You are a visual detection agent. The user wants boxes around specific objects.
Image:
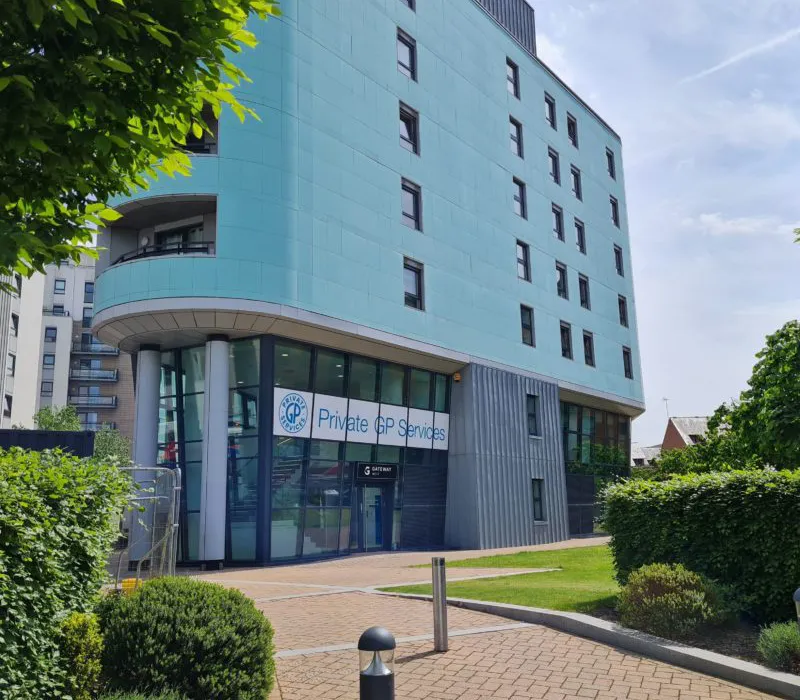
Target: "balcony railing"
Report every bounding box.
[43,308,70,316]
[72,342,119,355]
[70,368,118,382]
[112,241,215,266]
[69,395,117,407]
[81,422,117,432]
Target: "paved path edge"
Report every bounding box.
[379,592,800,699]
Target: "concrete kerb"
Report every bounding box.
[378,592,800,700]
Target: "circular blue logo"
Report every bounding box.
[279,393,308,434]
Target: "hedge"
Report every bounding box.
[0,448,130,697]
[604,470,800,622]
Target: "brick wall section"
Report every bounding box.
[661,419,688,451]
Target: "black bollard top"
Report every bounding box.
[358,626,396,651]
[794,588,800,603]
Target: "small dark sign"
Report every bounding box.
[356,463,398,482]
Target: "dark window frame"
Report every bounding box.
[401,178,422,230]
[506,58,520,98]
[509,116,523,158]
[560,321,573,360]
[10,313,19,337]
[548,148,561,185]
[400,0,415,9]
[583,331,595,367]
[84,281,95,304]
[397,29,417,80]
[610,196,621,227]
[575,218,586,254]
[516,240,531,281]
[82,306,93,329]
[567,113,579,147]
[618,295,629,327]
[520,304,535,347]
[578,274,590,310]
[606,147,617,179]
[3,394,11,417]
[43,353,56,367]
[614,244,625,277]
[623,346,634,379]
[513,177,527,219]
[44,326,58,342]
[399,102,419,154]
[403,258,424,310]
[6,353,15,377]
[545,93,557,129]
[570,165,582,200]
[54,278,66,295]
[526,394,540,436]
[40,380,54,396]
[556,262,569,300]
[531,478,545,521]
[552,204,564,241]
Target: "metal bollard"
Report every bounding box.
[358,626,396,700]
[432,556,449,652]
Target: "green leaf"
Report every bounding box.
[29,138,49,152]
[144,24,172,46]
[100,56,134,73]
[97,207,122,222]
[0,77,10,92]
[26,0,44,27]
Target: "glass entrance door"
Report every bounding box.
[363,486,384,551]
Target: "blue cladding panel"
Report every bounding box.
[97,0,643,407]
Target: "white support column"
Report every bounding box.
[199,336,229,564]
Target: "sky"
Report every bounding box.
[526,0,800,446]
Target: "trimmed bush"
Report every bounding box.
[605,470,800,622]
[59,612,104,700]
[617,563,730,639]
[0,448,130,698]
[98,577,275,700]
[99,693,186,700]
[757,622,800,673]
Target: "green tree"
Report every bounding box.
[33,404,81,431]
[93,425,131,462]
[0,0,279,283]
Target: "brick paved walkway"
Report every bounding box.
[193,539,778,699]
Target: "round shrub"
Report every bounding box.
[99,692,186,700]
[59,612,103,700]
[97,577,274,700]
[757,622,800,673]
[617,563,731,639]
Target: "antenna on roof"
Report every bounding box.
[663,397,670,419]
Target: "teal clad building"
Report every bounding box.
[94,0,644,566]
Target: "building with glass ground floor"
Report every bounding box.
[93,0,644,566]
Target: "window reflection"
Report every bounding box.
[275,342,311,390]
[380,363,405,405]
[349,357,378,401]
[315,349,346,396]
[409,369,431,410]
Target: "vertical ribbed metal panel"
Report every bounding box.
[473,0,537,57]
[445,363,569,550]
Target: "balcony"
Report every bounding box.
[72,342,119,355]
[69,395,117,407]
[81,422,117,432]
[112,240,215,266]
[70,368,118,382]
[43,308,71,317]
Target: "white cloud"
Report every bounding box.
[682,213,797,238]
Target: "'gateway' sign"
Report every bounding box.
[273,388,450,451]
[356,463,398,482]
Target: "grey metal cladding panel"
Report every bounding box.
[473,0,537,56]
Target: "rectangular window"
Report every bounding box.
[531,479,545,521]
[397,29,417,80]
[399,103,419,153]
[506,58,519,97]
[570,166,582,200]
[610,196,620,227]
[349,357,378,402]
[3,394,11,418]
[575,219,586,254]
[552,204,564,240]
[84,281,95,304]
[14,274,22,296]
[545,93,556,129]
[567,113,578,147]
[606,148,617,179]
[556,262,568,300]
[560,321,573,360]
[44,326,57,343]
[578,274,590,309]
[623,346,634,379]
[275,342,312,391]
[400,0,415,9]
[82,306,93,328]
[614,244,625,276]
[619,295,629,327]
[43,353,55,367]
[6,353,15,377]
[513,178,527,219]
[520,305,535,347]
[548,148,560,184]
[401,179,422,230]
[40,381,53,396]
[509,117,523,157]
[583,331,595,367]
[516,240,530,281]
[10,314,18,337]
[403,258,424,310]
[54,278,66,294]
[526,394,540,436]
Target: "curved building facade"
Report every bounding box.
[94,0,644,565]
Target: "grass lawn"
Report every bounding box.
[383,545,619,614]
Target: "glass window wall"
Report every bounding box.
[315,349,346,396]
[380,363,405,405]
[275,342,311,390]
[349,357,378,401]
[409,369,431,410]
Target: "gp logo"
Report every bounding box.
[279,393,309,434]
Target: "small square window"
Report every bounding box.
[526,395,540,436]
[575,219,586,254]
[623,346,634,379]
[606,148,617,179]
[403,258,424,310]
[401,179,422,230]
[516,240,530,281]
[44,326,57,342]
[10,314,19,337]
[6,353,15,377]
[509,117,523,158]
[579,274,590,310]
[619,295,629,327]
[610,196,621,227]
[41,381,53,396]
[614,245,625,277]
[513,178,527,219]
[570,166,582,200]
[531,478,545,521]
[507,58,520,98]
[552,204,564,241]
[397,29,417,80]
[520,305,535,347]
[545,93,556,129]
[54,278,66,294]
[560,321,573,360]
[400,103,419,154]
[556,262,568,300]
[583,331,595,367]
[567,114,578,147]
[548,148,560,185]
[3,394,11,417]
[43,353,56,367]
